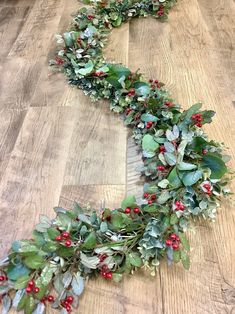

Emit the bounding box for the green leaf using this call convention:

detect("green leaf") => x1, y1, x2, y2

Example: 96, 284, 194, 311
83, 232, 97, 249
47, 227, 60, 240
40, 264, 57, 286
142, 204, 157, 213
142, 134, 159, 152
158, 191, 171, 204
202, 153, 227, 179
190, 136, 208, 152
14, 275, 30, 289
129, 252, 143, 267
173, 250, 180, 263
25, 295, 35, 314
177, 162, 197, 171
121, 195, 136, 210
33, 278, 47, 300
141, 113, 158, 122
32, 231, 45, 247
23, 255, 44, 270
164, 152, 177, 166
167, 167, 182, 188
107, 64, 130, 78
63, 32, 74, 47
180, 251, 190, 270
170, 213, 179, 225
100, 221, 108, 233
134, 81, 150, 97
42, 241, 58, 253
182, 170, 203, 186
112, 273, 123, 283
179, 233, 190, 251
7, 263, 30, 281
77, 60, 94, 76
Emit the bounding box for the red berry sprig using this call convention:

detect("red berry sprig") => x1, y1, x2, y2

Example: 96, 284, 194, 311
101, 265, 113, 280
203, 183, 212, 195
60, 295, 74, 312
165, 233, 180, 251
175, 200, 186, 211
55, 231, 72, 247
124, 207, 141, 214
159, 145, 166, 153
146, 121, 153, 129
25, 280, 40, 294
0, 275, 7, 282
157, 165, 165, 171
127, 88, 135, 97
191, 113, 203, 127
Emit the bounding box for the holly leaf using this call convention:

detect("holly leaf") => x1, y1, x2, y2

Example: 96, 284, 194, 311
23, 255, 44, 270
179, 232, 190, 251
202, 153, 227, 179
182, 170, 202, 186
167, 167, 182, 188
121, 195, 136, 209
142, 134, 159, 152
83, 232, 97, 249
129, 252, 143, 267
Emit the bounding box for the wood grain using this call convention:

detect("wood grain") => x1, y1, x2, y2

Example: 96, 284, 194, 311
0, 0, 234, 313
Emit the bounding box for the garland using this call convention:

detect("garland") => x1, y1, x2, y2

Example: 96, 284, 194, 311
0, 1, 232, 313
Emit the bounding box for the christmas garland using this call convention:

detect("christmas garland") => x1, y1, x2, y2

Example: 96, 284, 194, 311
0, 1, 232, 313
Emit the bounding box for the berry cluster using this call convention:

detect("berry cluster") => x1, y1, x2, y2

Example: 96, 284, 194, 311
149, 79, 161, 89
156, 5, 165, 17
55, 231, 72, 247
175, 201, 186, 211
25, 280, 40, 294
127, 88, 135, 97
125, 107, 133, 115
93, 71, 105, 77
98, 253, 107, 263
165, 101, 173, 107
100, 265, 113, 279
55, 56, 64, 65
203, 183, 212, 195
60, 295, 74, 312
191, 113, 203, 127
41, 295, 55, 304
165, 233, 181, 250
143, 193, 157, 205
124, 207, 140, 214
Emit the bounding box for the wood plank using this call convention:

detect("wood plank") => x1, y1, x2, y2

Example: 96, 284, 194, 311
0, 109, 27, 181
0, 106, 77, 256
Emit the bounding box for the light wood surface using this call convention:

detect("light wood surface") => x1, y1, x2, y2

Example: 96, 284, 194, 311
0, 0, 234, 313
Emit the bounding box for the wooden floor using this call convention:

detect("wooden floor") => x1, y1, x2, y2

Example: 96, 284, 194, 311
0, 0, 235, 313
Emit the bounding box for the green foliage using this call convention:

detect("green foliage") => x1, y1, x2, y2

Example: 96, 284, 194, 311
0, 0, 231, 312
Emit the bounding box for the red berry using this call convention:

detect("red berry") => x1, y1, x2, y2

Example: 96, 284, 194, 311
0, 276, 5, 281
34, 287, 40, 293
66, 304, 72, 312
87, 15, 94, 20
165, 101, 173, 107
202, 149, 208, 155
203, 183, 211, 190
99, 253, 107, 262
106, 272, 113, 279
102, 264, 108, 271
143, 193, 149, 199
159, 145, 166, 153
128, 88, 135, 97
196, 123, 202, 127
26, 287, 32, 294
125, 207, 131, 214
157, 165, 165, 171
151, 194, 157, 200
165, 239, 172, 247
175, 201, 181, 207
170, 233, 177, 241
101, 271, 107, 278
133, 208, 140, 214
65, 240, 72, 247
62, 231, 70, 239
149, 79, 153, 83
66, 296, 74, 303
47, 295, 55, 302
172, 243, 179, 251
55, 235, 62, 242
179, 204, 185, 211
146, 121, 153, 129
148, 200, 153, 205
27, 280, 35, 288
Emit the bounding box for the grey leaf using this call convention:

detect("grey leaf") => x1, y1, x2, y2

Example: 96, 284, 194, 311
72, 273, 85, 296
2, 295, 11, 314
